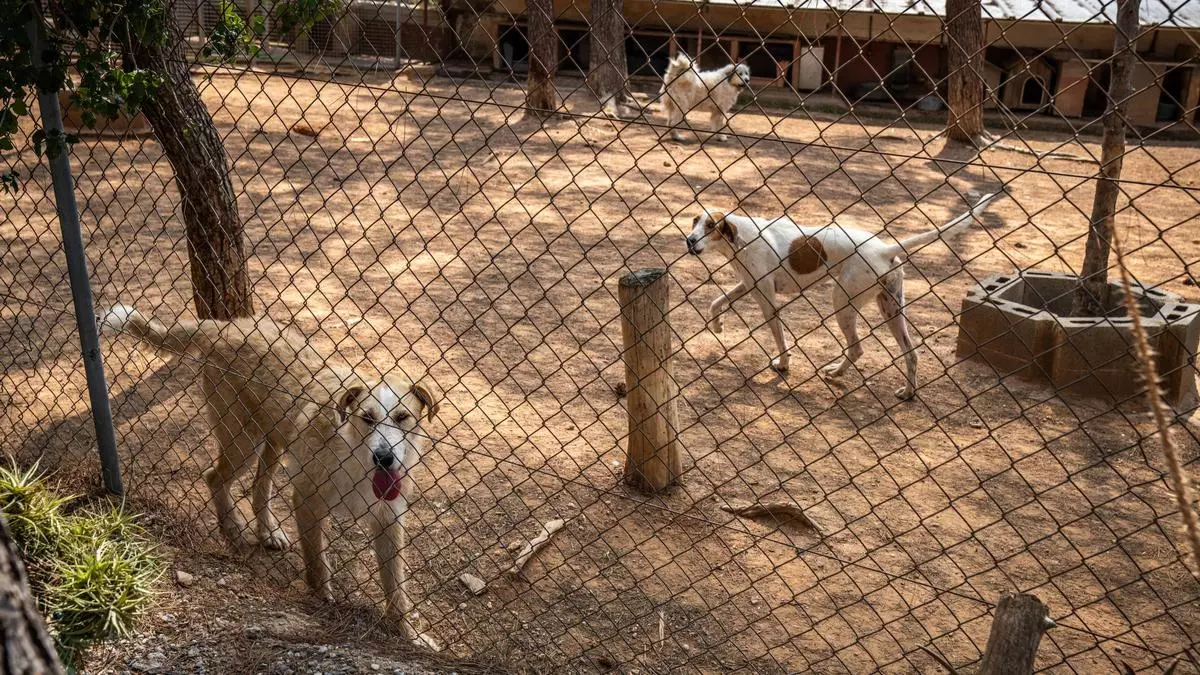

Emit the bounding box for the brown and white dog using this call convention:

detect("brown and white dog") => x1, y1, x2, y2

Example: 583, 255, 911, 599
101, 305, 439, 648
659, 52, 752, 143
685, 192, 1001, 399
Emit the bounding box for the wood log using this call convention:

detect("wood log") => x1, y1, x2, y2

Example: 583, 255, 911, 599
618, 269, 681, 492
977, 593, 1055, 675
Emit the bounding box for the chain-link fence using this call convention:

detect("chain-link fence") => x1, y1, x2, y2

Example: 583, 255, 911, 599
3, 0, 1200, 671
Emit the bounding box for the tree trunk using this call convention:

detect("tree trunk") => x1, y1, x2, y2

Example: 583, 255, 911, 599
117, 12, 254, 321
587, 0, 631, 110
945, 0, 986, 142
0, 515, 65, 674
525, 0, 559, 116
1071, 0, 1141, 317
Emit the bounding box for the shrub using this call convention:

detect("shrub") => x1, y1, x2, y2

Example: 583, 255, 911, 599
0, 465, 161, 669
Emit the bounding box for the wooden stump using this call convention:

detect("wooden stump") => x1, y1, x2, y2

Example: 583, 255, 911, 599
618, 268, 681, 492
978, 593, 1055, 675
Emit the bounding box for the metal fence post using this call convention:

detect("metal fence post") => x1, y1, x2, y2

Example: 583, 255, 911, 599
26, 18, 123, 495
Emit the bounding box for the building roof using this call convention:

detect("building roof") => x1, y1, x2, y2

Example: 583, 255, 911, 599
747, 0, 1200, 29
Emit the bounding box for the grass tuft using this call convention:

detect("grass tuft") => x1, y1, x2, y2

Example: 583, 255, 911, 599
0, 464, 162, 669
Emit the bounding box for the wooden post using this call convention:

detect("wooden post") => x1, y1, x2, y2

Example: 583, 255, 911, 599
977, 593, 1055, 675
1070, 0, 1142, 316
618, 268, 681, 492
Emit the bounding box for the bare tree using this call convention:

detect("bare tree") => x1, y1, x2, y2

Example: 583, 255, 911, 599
118, 18, 254, 320
945, 0, 985, 142
587, 0, 635, 117
525, 0, 559, 117
1071, 0, 1141, 316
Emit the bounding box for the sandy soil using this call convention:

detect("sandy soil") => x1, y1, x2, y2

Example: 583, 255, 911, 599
3, 68, 1200, 673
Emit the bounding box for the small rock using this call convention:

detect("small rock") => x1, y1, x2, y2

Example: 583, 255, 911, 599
458, 573, 486, 595
317, 646, 329, 654
148, 652, 166, 662
970, 419, 984, 429
662, 160, 671, 167
187, 647, 201, 658
1013, 241, 1026, 249
244, 625, 264, 639
216, 577, 228, 588
370, 665, 381, 672
614, 381, 627, 398
175, 570, 196, 587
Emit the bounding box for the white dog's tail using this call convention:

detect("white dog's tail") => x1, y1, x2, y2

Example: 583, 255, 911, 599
101, 304, 217, 355
660, 52, 695, 95
883, 191, 1003, 260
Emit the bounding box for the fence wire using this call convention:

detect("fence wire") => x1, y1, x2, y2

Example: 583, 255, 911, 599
3, 0, 1200, 671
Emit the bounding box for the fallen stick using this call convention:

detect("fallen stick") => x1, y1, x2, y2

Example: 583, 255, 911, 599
977, 133, 1090, 162
509, 518, 567, 577
721, 502, 823, 535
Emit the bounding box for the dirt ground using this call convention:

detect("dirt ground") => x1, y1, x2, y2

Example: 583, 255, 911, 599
3, 68, 1200, 673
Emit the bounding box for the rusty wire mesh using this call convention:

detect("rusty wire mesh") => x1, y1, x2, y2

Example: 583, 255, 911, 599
3, 0, 1200, 671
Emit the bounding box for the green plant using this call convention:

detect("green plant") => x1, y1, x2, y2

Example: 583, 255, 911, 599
0, 465, 161, 670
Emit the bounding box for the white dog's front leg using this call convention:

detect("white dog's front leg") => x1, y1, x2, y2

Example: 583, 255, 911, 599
710, 109, 730, 143
708, 281, 748, 335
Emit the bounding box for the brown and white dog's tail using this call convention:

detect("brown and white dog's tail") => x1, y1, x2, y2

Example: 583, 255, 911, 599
101, 304, 216, 355
883, 190, 1003, 260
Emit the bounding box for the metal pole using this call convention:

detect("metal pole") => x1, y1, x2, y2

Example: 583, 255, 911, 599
27, 18, 124, 495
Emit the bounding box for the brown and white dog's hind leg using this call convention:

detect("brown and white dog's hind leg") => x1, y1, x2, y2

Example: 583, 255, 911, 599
876, 280, 918, 400
252, 434, 290, 550
708, 280, 748, 335
820, 290, 864, 383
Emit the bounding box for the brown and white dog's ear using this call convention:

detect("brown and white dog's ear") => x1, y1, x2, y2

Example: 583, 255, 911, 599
337, 385, 366, 425
711, 212, 738, 245
411, 381, 441, 421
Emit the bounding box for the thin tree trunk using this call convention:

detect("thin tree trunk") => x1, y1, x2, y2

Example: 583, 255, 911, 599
525, 0, 559, 116
587, 0, 631, 110
945, 0, 985, 142
1071, 0, 1141, 317
0, 514, 65, 674
115, 12, 254, 321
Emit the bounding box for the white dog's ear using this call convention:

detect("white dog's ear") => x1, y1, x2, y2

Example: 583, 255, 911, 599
411, 381, 441, 421
337, 385, 366, 425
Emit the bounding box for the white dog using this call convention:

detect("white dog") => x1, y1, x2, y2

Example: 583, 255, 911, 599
101, 305, 440, 648
685, 192, 1001, 399
659, 52, 751, 143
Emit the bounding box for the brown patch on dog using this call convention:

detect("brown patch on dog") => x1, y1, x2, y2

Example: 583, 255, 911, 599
787, 236, 826, 274
705, 212, 735, 243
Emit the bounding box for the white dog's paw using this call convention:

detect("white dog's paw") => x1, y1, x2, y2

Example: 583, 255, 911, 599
258, 526, 291, 551
671, 131, 690, 143
714, 133, 730, 143
415, 631, 441, 652
894, 385, 916, 401
770, 355, 790, 373
819, 362, 845, 380
708, 316, 724, 335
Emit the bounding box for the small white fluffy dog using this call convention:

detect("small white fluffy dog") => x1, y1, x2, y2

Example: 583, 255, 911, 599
659, 52, 751, 143
685, 192, 1001, 399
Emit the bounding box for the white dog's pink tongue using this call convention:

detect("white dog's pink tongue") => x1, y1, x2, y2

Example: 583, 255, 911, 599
372, 469, 404, 501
